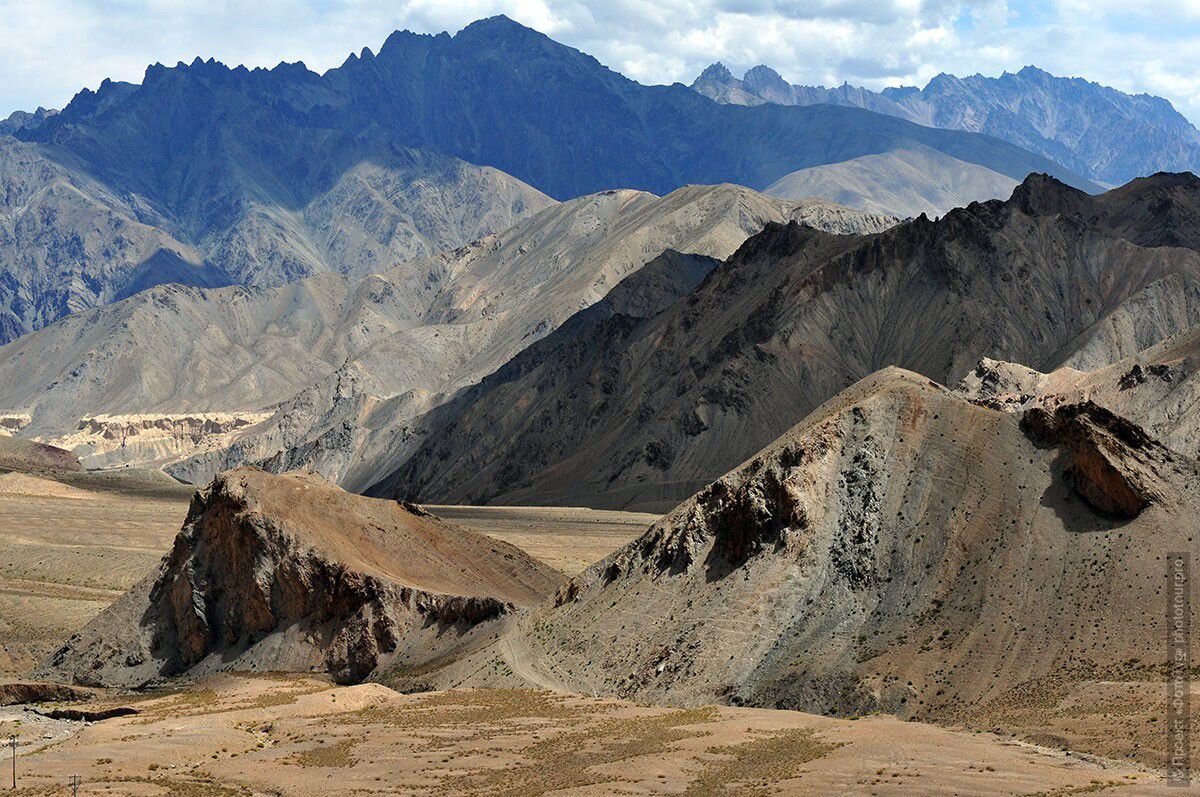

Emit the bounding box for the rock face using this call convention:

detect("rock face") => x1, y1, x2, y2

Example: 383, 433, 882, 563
691, 63, 1200, 186
0, 138, 225, 344
0, 107, 56, 136
956, 321, 1200, 462
434, 369, 1199, 723
0, 414, 29, 435
1021, 402, 1168, 517
44, 413, 272, 470
38, 469, 562, 687
378, 172, 1200, 512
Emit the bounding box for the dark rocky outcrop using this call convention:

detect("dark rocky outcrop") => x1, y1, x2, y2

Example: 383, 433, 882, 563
0, 681, 94, 706
1021, 402, 1171, 517
34, 706, 138, 722
38, 468, 562, 687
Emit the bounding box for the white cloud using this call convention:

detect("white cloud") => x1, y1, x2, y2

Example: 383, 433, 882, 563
0, 0, 1199, 125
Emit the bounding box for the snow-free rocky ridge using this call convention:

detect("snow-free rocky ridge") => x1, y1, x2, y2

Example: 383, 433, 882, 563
379, 173, 1200, 512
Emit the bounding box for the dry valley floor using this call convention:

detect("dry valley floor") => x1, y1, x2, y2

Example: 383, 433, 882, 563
0, 673, 1177, 796
0, 469, 192, 677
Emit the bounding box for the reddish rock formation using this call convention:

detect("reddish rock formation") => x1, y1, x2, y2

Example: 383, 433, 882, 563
39, 468, 562, 687
1021, 402, 1169, 518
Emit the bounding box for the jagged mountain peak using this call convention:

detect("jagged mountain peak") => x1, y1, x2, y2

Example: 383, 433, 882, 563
1007, 171, 1090, 214
696, 62, 735, 82
743, 64, 791, 97
923, 71, 967, 91
376, 26, 449, 55
459, 13, 535, 34
690, 61, 1200, 185
744, 64, 784, 81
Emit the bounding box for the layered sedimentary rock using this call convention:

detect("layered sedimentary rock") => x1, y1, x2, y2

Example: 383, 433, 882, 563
45, 413, 272, 469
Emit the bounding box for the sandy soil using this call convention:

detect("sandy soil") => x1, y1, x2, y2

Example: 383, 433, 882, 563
0, 473, 98, 500
0, 471, 192, 677
0, 673, 1177, 796
427, 504, 658, 574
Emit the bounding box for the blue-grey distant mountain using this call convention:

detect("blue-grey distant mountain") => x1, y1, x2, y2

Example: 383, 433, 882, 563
0, 15, 1095, 343
692, 63, 1200, 186
0, 107, 56, 136
22, 16, 1095, 204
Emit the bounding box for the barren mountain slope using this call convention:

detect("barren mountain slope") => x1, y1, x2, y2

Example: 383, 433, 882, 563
379, 173, 1200, 511
0, 136, 552, 343
156, 186, 895, 486
426, 368, 1200, 766
0, 184, 891, 472
765, 144, 1020, 217
38, 468, 562, 687
0, 138, 220, 343
210, 148, 555, 287
0, 274, 421, 436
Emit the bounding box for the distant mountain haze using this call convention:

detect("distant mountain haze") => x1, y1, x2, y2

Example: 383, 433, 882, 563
692, 63, 1200, 187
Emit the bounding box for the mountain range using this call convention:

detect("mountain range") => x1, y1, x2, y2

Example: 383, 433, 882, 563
692, 63, 1200, 187
377, 173, 1200, 511
2, 15, 1199, 501
9, 14, 1200, 781
0, 15, 1099, 343
0, 184, 894, 478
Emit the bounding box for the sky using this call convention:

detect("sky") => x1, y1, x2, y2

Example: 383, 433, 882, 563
2, 0, 1200, 123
